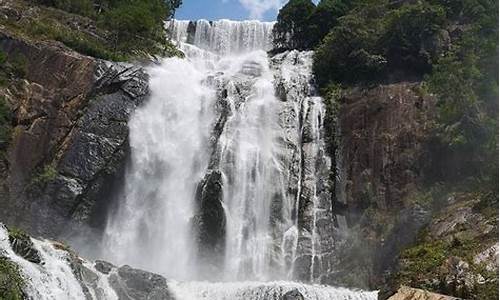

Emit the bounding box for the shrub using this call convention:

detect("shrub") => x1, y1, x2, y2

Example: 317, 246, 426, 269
313, 4, 388, 85
381, 2, 447, 74
32, 163, 58, 186
272, 0, 316, 51
0, 257, 24, 300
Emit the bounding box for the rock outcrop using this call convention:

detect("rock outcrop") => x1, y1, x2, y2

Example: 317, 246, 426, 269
0, 29, 148, 238
329, 82, 435, 289
383, 286, 461, 300
328, 82, 497, 299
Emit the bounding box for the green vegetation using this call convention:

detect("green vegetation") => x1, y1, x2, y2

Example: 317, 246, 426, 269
274, 0, 498, 188
397, 235, 498, 299
0, 97, 11, 155
31, 163, 58, 186
0, 257, 24, 300
274, 0, 498, 296
26, 17, 124, 60
272, 0, 316, 50
7, 227, 30, 244
0, 50, 18, 158
3, 0, 183, 61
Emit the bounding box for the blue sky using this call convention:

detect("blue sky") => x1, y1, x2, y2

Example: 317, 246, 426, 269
175, 0, 301, 21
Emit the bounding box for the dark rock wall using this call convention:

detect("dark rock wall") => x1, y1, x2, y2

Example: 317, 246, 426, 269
336, 83, 433, 221
0, 31, 148, 239
330, 82, 436, 288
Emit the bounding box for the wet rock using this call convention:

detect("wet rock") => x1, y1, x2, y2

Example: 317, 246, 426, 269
109, 265, 174, 300
7, 228, 41, 264
95, 260, 114, 275
193, 170, 226, 264
282, 288, 305, 300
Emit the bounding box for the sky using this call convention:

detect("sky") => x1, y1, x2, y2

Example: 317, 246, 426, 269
175, 0, 310, 21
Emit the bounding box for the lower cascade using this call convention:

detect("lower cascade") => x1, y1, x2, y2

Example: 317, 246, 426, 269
0, 19, 377, 299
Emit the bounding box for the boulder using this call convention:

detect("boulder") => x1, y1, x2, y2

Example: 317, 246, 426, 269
384, 286, 461, 300
282, 288, 305, 300
109, 265, 174, 300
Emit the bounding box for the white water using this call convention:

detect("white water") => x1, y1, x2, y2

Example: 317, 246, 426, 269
0, 225, 117, 300
97, 19, 377, 299
102, 53, 214, 280
0, 18, 377, 300
169, 281, 377, 300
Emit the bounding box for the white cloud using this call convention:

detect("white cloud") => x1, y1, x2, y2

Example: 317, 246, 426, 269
237, 0, 286, 20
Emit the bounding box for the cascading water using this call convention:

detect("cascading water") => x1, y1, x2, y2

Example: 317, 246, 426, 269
93, 19, 376, 299
0, 18, 378, 300
0, 224, 118, 300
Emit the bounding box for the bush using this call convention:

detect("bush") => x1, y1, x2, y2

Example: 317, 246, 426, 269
0, 257, 24, 300
32, 163, 58, 186
272, 0, 316, 50
424, 26, 498, 184
306, 0, 353, 47
313, 4, 388, 85
27, 19, 122, 60
30, 0, 183, 60
381, 2, 446, 74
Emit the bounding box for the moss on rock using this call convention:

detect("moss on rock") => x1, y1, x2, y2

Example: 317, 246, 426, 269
0, 257, 25, 300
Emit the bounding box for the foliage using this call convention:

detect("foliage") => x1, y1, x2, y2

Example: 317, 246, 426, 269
0, 257, 24, 300
0, 96, 12, 154
272, 0, 316, 50
423, 1, 498, 185
7, 227, 29, 243
313, 3, 388, 85
381, 2, 446, 74
27, 19, 124, 60
274, 0, 498, 190
398, 240, 448, 281
28, 0, 183, 60
32, 163, 58, 186
306, 0, 353, 47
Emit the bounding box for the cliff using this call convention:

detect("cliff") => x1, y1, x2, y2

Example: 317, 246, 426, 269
327, 82, 498, 299
0, 0, 149, 239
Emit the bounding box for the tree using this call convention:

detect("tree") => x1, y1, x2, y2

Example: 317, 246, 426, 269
272, 0, 316, 51
313, 4, 388, 85
307, 0, 352, 47
381, 2, 447, 74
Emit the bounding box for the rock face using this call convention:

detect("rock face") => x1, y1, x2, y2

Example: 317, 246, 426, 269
336, 83, 433, 223
329, 81, 497, 300
282, 288, 305, 300
0, 30, 149, 238
107, 265, 174, 300
330, 82, 435, 288
384, 286, 461, 300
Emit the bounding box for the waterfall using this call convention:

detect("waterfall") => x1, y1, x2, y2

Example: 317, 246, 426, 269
94, 19, 373, 298
0, 18, 377, 300
169, 281, 377, 300
102, 19, 338, 282
0, 225, 118, 300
